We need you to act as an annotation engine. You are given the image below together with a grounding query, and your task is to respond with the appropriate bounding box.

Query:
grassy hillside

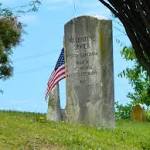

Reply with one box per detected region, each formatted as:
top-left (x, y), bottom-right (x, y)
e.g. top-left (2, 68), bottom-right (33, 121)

top-left (0, 111), bottom-right (150, 150)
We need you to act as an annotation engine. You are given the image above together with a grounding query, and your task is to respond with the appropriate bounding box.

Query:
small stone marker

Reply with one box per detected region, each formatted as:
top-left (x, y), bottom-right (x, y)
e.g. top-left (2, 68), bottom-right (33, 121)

top-left (47, 84), bottom-right (62, 121)
top-left (64, 16), bottom-right (115, 128)
top-left (131, 105), bottom-right (145, 122)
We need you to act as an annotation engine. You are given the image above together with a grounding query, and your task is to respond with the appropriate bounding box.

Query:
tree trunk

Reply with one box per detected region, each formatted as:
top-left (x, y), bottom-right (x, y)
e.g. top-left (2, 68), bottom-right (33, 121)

top-left (98, 0), bottom-right (150, 75)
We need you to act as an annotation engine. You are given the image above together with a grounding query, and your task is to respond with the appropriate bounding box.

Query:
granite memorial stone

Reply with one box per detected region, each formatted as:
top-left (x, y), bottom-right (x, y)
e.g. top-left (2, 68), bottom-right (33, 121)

top-left (64, 16), bottom-right (115, 128)
top-left (131, 105), bottom-right (146, 122)
top-left (47, 84), bottom-right (62, 121)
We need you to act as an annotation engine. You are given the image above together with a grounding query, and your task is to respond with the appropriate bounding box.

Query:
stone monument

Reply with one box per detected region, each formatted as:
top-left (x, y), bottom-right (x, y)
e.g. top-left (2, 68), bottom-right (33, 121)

top-left (131, 105), bottom-right (146, 122)
top-left (47, 84), bottom-right (62, 121)
top-left (64, 16), bottom-right (115, 128)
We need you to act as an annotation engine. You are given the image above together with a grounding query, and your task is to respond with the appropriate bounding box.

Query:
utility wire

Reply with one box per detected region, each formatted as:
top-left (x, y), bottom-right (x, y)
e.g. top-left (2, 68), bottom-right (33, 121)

top-left (15, 64), bottom-right (51, 75)
top-left (14, 51), bottom-right (51, 62)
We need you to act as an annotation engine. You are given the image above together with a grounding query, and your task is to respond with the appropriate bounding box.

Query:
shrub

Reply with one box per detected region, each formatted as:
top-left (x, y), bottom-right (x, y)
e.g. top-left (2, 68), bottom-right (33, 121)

top-left (145, 110), bottom-right (150, 122)
top-left (115, 102), bottom-right (132, 120)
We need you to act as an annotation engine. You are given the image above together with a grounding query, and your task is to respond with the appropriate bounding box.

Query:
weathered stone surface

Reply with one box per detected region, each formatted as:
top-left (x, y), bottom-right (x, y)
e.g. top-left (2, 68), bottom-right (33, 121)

top-left (131, 105), bottom-right (146, 122)
top-left (47, 84), bottom-right (62, 121)
top-left (64, 16), bottom-right (115, 128)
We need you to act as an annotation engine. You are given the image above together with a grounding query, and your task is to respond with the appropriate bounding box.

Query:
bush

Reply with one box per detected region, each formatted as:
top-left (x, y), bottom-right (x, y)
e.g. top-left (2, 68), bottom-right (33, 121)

top-left (145, 110), bottom-right (150, 121)
top-left (115, 102), bottom-right (132, 120)
top-left (0, 15), bottom-right (22, 79)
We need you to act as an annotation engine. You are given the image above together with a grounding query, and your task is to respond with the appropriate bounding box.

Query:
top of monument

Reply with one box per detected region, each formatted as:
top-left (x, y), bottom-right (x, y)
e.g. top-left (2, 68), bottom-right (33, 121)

top-left (65, 15), bottom-right (111, 26)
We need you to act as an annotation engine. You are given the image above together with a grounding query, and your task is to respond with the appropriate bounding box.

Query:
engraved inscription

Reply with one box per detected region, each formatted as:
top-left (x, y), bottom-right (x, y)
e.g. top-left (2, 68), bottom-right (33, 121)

top-left (68, 51), bottom-right (98, 58)
top-left (67, 35), bottom-right (98, 85)
top-left (68, 36), bottom-right (96, 50)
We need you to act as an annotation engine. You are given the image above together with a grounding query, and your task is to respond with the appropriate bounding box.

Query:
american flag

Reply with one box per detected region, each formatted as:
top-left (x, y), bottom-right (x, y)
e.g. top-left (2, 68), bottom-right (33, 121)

top-left (45, 48), bottom-right (66, 99)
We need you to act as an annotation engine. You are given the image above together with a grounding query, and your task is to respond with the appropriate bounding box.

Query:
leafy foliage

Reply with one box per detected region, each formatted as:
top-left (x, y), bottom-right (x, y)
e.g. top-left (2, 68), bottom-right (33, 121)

top-left (98, 0), bottom-right (150, 76)
top-left (115, 101), bottom-right (132, 120)
top-left (0, 8), bottom-right (22, 80)
top-left (119, 47), bottom-right (150, 107)
top-left (0, 1), bottom-right (41, 81)
top-left (145, 110), bottom-right (150, 122)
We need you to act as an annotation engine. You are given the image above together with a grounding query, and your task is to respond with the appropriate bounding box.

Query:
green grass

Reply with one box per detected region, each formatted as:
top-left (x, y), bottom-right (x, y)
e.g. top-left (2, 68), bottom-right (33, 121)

top-left (0, 111), bottom-right (150, 150)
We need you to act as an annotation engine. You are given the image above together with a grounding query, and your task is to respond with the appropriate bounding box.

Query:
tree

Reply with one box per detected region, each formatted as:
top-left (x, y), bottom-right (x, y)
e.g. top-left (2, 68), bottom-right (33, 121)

top-left (0, 8), bottom-right (22, 80)
top-left (0, 0), bottom-right (41, 80)
top-left (98, 0), bottom-right (150, 76)
top-left (119, 47), bottom-right (150, 107)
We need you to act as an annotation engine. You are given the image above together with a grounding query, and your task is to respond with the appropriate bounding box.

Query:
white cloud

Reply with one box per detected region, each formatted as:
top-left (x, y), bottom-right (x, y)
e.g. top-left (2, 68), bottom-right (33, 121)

top-left (70, 0), bottom-right (111, 19)
top-left (42, 0), bottom-right (73, 10)
top-left (19, 14), bottom-right (38, 24)
top-left (78, 1), bottom-right (99, 8)
top-left (0, 0), bottom-right (25, 6)
top-left (43, 0), bottom-right (72, 5)
top-left (42, 0), bottom-right (111, 18)
top-left (0, 0), bottom-right (16, 5)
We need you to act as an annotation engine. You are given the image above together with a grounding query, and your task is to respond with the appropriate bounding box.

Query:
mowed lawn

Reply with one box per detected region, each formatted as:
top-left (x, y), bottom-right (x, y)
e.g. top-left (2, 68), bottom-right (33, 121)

top-left (0, 111), bottom-right (150, 150)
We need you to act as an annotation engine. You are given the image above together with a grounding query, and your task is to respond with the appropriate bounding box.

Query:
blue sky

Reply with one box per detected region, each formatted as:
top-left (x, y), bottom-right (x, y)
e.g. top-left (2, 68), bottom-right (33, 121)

top-left (0, 0), bottom-right (132, 113)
